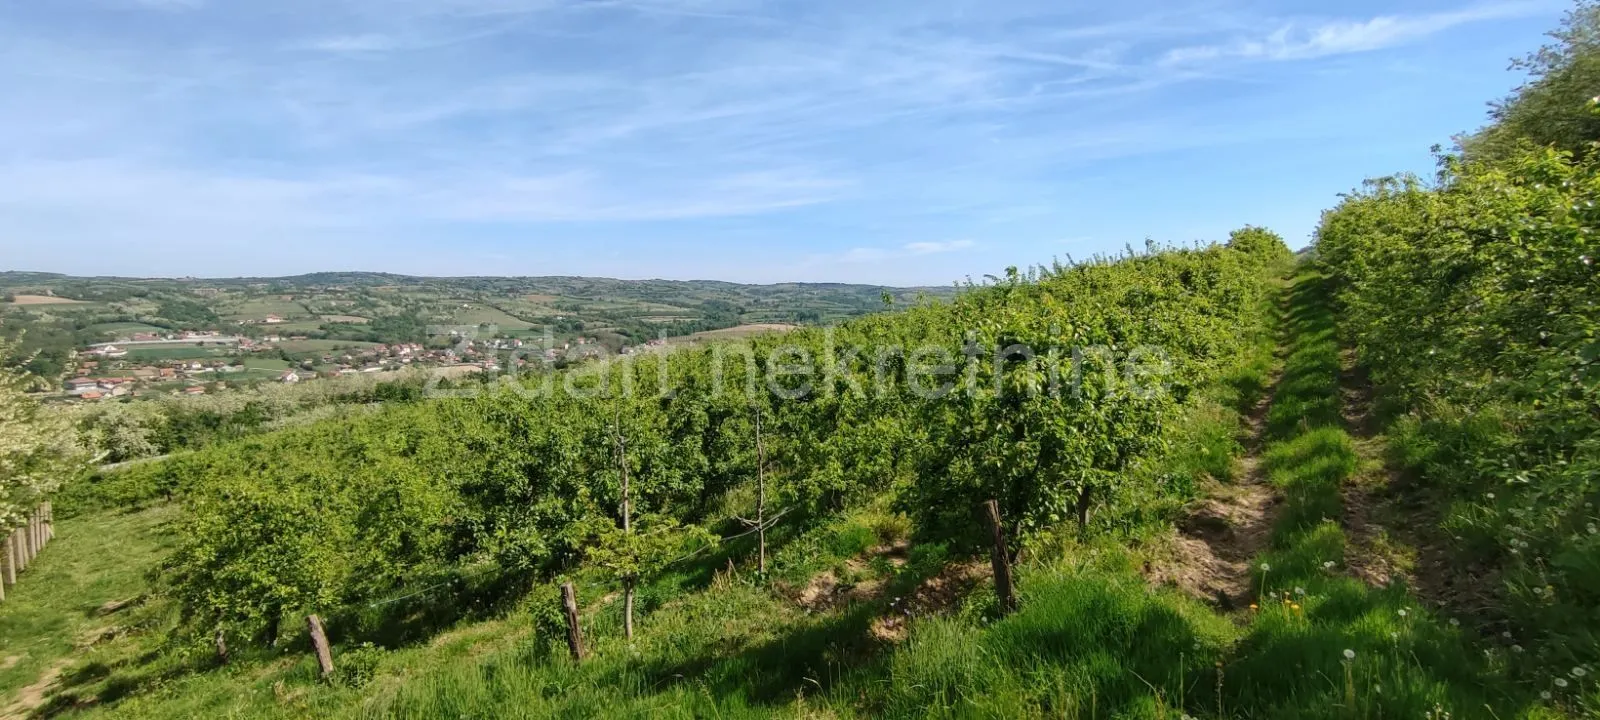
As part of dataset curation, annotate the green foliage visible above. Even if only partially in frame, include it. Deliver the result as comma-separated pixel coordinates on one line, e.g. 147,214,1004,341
0,334,86,530
902,238,1286,547
1464,0,1600,162
1317,142,1600,681
141,232,1285,647
1222,270,1554,720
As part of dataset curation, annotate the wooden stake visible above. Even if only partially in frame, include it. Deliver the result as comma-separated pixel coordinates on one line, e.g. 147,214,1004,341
44,503,53,542
23,516,34,567
983,500,1018,616
613,412,635,642
755,405,767,577
215,627,229,665
561,582,586,661
306,614,335,680
2,534,14,585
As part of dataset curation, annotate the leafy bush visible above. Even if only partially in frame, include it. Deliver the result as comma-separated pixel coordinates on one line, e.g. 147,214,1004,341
1317,142,1600,678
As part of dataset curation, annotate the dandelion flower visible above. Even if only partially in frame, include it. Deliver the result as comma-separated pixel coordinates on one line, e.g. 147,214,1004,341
1391,632,1400,640
1556,678,1570,689
1295,587,1306,596
1574,667,1589,678
1343,649,1357,661
1323,561,1336,570
1260,563,1272,572
1503,632,1514,639
1487,493,1496,500
1450,619,1461,628
1513,645,1525,654
1398,609,1409,618
1542,691,1553,701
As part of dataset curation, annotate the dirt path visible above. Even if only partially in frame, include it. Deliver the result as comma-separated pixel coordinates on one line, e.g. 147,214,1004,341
1336,352,1495,616
1152,370,1284,610
1,659,71,720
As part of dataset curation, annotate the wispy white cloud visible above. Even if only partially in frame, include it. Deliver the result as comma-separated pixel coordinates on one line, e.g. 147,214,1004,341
906,240,977,255
0,0,1562,281
815,240,979,266
1161,1,1546,65
307,34,402,53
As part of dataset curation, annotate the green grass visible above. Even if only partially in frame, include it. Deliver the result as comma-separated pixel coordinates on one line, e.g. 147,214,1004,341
1220,270,1560,720
0,505,180,699
83,322,168,337
241,358,292,371
10,264,1585,719
124,347,233,361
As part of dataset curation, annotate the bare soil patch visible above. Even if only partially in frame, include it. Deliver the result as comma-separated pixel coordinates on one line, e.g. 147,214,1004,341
1,659,71,720
1148,370,1283,610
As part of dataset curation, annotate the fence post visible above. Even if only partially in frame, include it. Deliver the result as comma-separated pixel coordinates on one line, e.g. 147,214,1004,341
561,582,586,662
2,533,13,586
5,531,17,579
983,500,1018,616
306,614,335,680
44,503,53,542
22,516,34,568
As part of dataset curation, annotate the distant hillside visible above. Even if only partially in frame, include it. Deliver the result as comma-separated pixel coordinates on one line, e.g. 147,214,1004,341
0,271,957,379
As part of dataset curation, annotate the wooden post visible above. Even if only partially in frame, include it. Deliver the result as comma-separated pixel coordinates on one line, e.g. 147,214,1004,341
2,534,13,585
306,615,335,680
214,627,229,665
983,500,1018,616
755,405,767,577
22,517,34,568
44,503,53,542
561,582,586,662
614,414,635,642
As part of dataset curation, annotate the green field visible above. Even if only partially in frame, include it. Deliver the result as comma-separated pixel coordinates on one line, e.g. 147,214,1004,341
124,347,233,361
83,322,168,337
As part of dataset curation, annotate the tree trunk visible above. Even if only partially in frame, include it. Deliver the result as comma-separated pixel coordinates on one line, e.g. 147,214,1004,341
306,614,335,680
264,606,283,648
1075,485,1095,534
983,500,1018,616
561,582,586,661
623,577,636,641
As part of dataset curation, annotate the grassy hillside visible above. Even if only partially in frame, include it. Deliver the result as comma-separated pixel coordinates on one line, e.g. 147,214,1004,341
0,271,956,379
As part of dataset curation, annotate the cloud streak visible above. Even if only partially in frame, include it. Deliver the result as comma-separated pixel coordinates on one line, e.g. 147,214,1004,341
1161,1,1546,65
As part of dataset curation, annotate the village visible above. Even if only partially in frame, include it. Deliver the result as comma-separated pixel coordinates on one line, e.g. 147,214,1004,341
61,330,618,401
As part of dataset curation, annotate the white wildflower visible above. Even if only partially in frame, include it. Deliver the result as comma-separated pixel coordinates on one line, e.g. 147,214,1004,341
1574,667,1589,678
1343,649,1357,661
1556,678,1570,689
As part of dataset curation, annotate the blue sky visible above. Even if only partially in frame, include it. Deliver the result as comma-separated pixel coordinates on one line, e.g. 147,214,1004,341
0,0,1567,285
